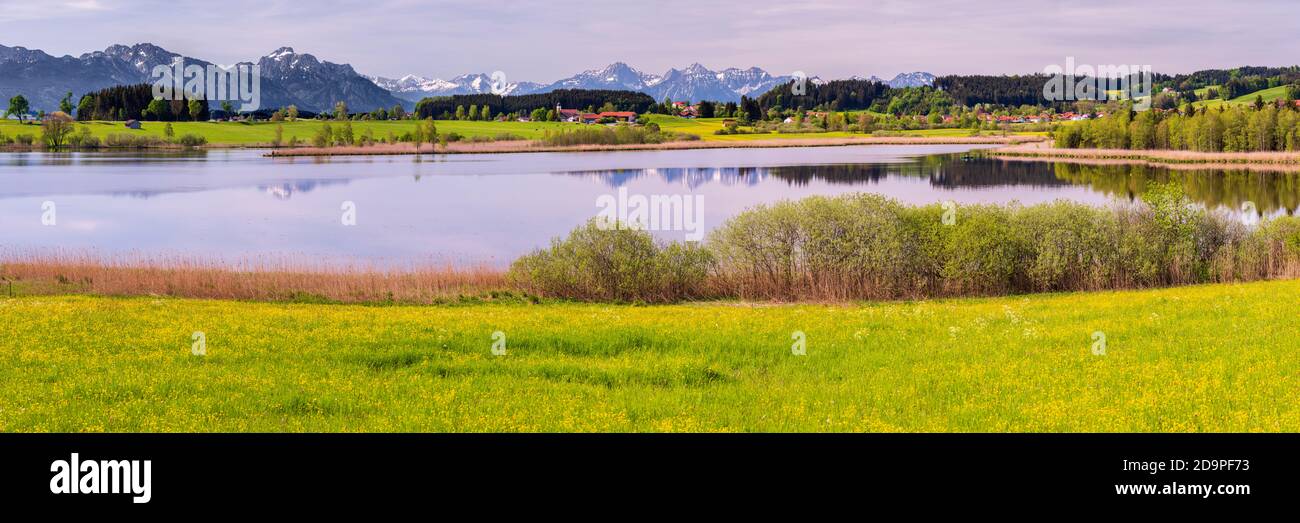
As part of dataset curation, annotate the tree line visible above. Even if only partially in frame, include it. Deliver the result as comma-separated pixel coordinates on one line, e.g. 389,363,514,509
1056,103,1300,152
751,79,892,113
413,89,656,119
74,84,210,121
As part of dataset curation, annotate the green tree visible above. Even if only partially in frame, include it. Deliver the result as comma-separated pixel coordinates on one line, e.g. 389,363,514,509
334,101,348,120
76,95,94,121
220,101,234,118
423,118,438,150
144,99,170,120
6,95,31,123
188,99,204,121
164,122,175,138
286,105,299,121
41,114,75,148
313,123,333,148
455,105,466,120
59,92,74,114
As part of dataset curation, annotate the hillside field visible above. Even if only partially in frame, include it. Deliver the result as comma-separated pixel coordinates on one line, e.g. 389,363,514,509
1194,84,1293,109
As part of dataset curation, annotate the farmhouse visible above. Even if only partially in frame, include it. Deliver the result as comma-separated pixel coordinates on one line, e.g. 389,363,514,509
555,104,582,122
124,119,141,129
580,111,637,124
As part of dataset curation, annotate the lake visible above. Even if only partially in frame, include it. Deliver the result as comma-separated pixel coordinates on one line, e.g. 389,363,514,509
1,145,1296,268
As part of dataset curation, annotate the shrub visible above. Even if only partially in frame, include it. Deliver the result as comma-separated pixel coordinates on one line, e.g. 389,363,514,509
539,126,694,146
66,127,100,148
938,204,1024,294
102,134,165,148
174,133,207,147
705,191,1298,300
509,220,714,302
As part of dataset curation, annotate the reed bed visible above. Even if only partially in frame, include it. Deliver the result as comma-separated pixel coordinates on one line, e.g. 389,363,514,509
0,252,509,304
994,143,1300,166
268,135,1042,157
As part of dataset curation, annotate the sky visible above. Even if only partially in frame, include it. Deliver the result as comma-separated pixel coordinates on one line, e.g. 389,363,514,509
3,0,1299,82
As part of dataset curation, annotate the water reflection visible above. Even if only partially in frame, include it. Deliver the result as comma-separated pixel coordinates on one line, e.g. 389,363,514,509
564,156,1299,214
1050,162,1299,215
2,147,1298,265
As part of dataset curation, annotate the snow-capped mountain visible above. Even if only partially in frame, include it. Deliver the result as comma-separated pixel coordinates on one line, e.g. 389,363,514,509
541,62,663,93
366,73,545,102
861,72,935,88
372,62,802,103
256,46,405,111
887,72,936,88
717,67,790,96
642,63,743,103
82,43,209,76
0,43,405,113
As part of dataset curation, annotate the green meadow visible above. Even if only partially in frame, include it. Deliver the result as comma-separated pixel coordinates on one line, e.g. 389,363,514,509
1194,85,1292,109
1,116,1039,146
0,119,574,145
2,279,1297,432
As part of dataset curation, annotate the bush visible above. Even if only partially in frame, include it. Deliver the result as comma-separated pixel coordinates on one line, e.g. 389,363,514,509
102,134,166,148
66,127,101,148
539,126,694,146
509,220,715,302
174,133,207,147
705,189,1299,300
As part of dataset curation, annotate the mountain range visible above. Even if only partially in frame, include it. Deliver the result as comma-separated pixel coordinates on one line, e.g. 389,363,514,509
0,43,404,114
372,65,937,104
1,42,934,113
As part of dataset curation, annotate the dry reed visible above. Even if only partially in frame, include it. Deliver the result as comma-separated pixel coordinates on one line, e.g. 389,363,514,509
0,252,509,304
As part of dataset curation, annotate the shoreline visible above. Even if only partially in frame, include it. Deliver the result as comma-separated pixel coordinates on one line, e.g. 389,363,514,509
992,142,1300,170
265,135,1045,157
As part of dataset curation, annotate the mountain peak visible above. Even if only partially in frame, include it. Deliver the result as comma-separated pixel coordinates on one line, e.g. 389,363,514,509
267,47,296,58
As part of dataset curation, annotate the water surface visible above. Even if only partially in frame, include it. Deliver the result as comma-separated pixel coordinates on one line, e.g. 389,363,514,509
1,145,1295,267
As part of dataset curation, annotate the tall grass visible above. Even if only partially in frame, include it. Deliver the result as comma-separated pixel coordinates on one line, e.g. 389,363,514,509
539,125,699,146
0,253,508,304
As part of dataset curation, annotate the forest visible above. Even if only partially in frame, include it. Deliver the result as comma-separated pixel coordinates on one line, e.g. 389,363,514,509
1055,103,1300,152
413,89,656,119
74,84,211,122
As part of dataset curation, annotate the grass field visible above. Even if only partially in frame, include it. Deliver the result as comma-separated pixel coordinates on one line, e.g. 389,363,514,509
2,116,1044,146
1194,85,1292,109
2,279,1297,432
0,119,575,145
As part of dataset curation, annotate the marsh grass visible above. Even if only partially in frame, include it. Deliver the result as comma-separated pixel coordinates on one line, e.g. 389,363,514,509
0,252,509,304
